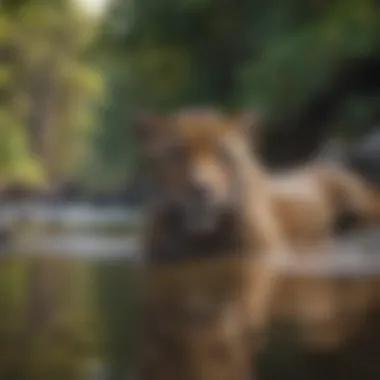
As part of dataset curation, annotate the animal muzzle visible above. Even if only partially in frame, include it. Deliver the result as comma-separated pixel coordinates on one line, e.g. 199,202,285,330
183,186,219,234
183,206,218,234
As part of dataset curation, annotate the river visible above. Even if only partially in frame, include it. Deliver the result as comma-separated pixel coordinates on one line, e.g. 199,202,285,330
0,201,144,380
0,201,379,380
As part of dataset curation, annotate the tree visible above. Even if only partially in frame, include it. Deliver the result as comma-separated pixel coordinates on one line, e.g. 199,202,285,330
97,0,380,171
0,0,104,189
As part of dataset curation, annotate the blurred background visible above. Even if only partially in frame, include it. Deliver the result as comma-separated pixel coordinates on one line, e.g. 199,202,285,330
0,0,380,379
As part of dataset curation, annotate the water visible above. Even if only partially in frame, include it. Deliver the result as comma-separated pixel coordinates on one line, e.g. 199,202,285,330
0,202,379,380
0,201,143,259
0,201,143,380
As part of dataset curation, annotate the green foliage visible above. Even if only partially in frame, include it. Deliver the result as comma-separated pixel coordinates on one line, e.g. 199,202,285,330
92,0,380,182
0,109,44,185
0,0,104,188
240,0,380,122
81,70,138,190
93,260,141,378
0,257,99,380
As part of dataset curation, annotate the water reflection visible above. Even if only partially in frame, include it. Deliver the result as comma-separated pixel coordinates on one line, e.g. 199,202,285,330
0,203,379,380
0,202,142,380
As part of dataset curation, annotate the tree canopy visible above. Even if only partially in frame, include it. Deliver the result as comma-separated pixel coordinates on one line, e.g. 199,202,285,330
2,0,380,189
0,0,103,189
96,0,380,172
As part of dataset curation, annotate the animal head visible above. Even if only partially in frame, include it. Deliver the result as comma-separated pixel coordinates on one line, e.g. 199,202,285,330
133,108,260,235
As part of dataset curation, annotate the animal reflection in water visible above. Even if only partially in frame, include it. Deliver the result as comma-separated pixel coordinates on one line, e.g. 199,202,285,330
134,108,380,380
266,155,380,379
135,108,288,380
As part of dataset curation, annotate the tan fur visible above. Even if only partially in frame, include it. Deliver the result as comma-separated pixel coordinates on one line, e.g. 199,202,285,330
269,165,380,249
137,108,289,380
235,126,380,356
138,109,380,378
267,165,380,354
271,273,380,355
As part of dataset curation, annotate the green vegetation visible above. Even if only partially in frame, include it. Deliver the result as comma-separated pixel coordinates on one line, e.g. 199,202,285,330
1,0,380,189
0,256,99,380
0,1,380,378
0,0,103,189
95,0,380,176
